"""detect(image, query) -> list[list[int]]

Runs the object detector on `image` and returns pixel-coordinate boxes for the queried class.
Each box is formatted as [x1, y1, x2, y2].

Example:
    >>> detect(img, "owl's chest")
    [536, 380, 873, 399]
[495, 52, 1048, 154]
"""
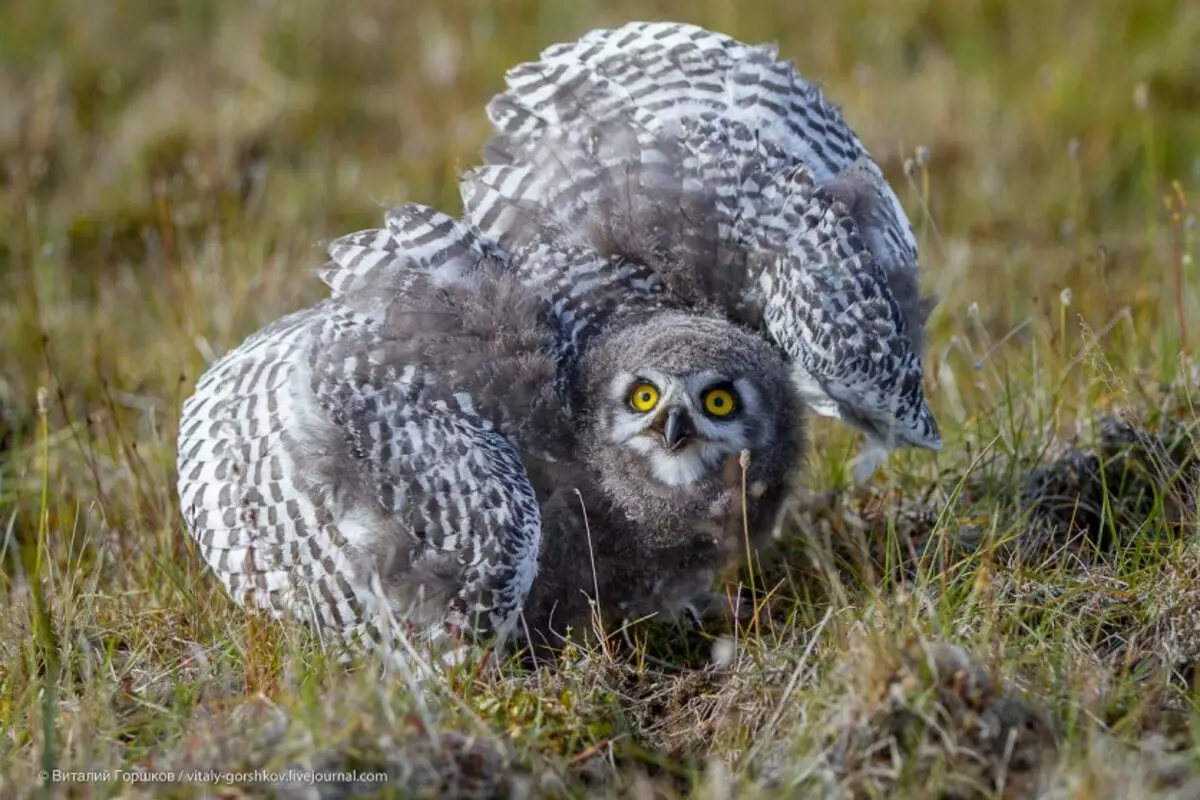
[520, 480, 776, 643]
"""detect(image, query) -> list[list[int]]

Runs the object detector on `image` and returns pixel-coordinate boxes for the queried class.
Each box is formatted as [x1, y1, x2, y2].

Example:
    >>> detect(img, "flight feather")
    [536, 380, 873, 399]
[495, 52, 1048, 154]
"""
[477, 20, 940, 469]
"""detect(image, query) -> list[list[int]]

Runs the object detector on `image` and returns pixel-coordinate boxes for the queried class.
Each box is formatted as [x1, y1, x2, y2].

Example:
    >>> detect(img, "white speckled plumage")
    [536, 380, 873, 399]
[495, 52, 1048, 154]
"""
[476, 20, 940, 476]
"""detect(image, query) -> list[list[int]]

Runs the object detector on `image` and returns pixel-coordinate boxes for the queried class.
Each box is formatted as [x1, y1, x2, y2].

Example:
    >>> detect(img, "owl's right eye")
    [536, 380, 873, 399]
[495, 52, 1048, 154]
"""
[629, 382, 660, 412]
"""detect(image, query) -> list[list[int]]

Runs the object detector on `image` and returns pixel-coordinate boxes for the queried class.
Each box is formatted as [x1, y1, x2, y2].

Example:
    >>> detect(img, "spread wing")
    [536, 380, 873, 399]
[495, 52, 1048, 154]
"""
[177, 204, 563, 663]
[484, 20, 864, 180]
[474, 20, 939, 459]
[484, 20, 923, 296]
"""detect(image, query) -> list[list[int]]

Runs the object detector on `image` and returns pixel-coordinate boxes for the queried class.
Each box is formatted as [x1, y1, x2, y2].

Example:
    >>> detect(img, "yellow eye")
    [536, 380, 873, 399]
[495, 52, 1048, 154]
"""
[703, 387, 737, 417]
[629, 382, 660, 412]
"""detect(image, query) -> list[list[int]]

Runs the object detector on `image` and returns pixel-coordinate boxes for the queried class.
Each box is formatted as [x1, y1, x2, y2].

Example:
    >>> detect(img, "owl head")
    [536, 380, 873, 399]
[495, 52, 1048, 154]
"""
[579, 311, 802, 546]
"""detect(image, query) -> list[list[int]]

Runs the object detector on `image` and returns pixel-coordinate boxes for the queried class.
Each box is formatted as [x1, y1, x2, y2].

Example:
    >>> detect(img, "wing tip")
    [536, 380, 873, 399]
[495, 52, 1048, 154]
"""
[900, 402, 942, 452]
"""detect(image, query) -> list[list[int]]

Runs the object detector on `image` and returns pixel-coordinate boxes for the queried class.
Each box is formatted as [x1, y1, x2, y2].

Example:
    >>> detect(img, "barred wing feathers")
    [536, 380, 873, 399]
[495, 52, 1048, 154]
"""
[465, 101, 940, 458]
[475, 21, 940, 462]
[319, 204, 504, 296]
[483, 20, 921, 285]
[177, 204, 555, 663]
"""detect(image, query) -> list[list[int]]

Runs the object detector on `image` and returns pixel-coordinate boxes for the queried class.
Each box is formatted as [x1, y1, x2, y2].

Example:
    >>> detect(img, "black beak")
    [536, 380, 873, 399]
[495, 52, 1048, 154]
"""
[660, 406, 693, 452]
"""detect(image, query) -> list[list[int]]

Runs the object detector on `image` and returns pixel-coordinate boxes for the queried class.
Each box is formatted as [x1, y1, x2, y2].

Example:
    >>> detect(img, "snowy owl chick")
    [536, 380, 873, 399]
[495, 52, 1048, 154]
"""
[476, 20, 941, 483]
[176, 204, 803, 665]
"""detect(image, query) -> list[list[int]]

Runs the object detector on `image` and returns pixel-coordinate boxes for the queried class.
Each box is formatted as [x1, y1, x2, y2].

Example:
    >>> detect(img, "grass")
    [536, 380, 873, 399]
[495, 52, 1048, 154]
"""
[1, 0, 1199, 797]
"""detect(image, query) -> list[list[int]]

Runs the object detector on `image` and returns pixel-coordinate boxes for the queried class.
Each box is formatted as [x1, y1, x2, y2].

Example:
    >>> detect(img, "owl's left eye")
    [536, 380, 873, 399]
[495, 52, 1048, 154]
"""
[702, 386, 737, 417]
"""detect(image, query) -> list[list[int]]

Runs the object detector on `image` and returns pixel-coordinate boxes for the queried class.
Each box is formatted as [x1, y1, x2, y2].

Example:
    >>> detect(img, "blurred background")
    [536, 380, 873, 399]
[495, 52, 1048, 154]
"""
[0, 0, 1197, 522]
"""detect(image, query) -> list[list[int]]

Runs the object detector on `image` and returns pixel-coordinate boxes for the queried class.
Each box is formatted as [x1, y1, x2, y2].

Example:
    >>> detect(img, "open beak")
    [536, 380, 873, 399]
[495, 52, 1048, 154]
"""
[659, 406, 694, 452]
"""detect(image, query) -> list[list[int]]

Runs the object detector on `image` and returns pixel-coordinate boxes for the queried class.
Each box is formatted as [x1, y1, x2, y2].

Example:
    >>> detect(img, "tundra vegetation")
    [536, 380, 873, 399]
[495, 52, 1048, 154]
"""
[1, 1, 1198, 797]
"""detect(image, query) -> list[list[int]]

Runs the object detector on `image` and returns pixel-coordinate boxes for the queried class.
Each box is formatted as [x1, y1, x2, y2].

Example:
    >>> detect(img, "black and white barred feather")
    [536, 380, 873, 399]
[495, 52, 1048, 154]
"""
[177, 205, 558, 666]
[483, 20, 919, 280]
[474, 20, 939, 476]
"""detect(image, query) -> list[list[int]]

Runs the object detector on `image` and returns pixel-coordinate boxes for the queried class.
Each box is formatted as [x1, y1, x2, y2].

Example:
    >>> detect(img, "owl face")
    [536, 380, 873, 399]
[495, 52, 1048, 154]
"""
[583, 312, 795, 492]
[602, 368, 771, 486]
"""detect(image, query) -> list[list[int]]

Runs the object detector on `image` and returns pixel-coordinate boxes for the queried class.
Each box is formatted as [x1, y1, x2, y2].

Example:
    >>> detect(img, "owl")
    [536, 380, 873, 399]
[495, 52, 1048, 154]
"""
[472, 20, 941, 482]
[176, 201, 804, 665]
